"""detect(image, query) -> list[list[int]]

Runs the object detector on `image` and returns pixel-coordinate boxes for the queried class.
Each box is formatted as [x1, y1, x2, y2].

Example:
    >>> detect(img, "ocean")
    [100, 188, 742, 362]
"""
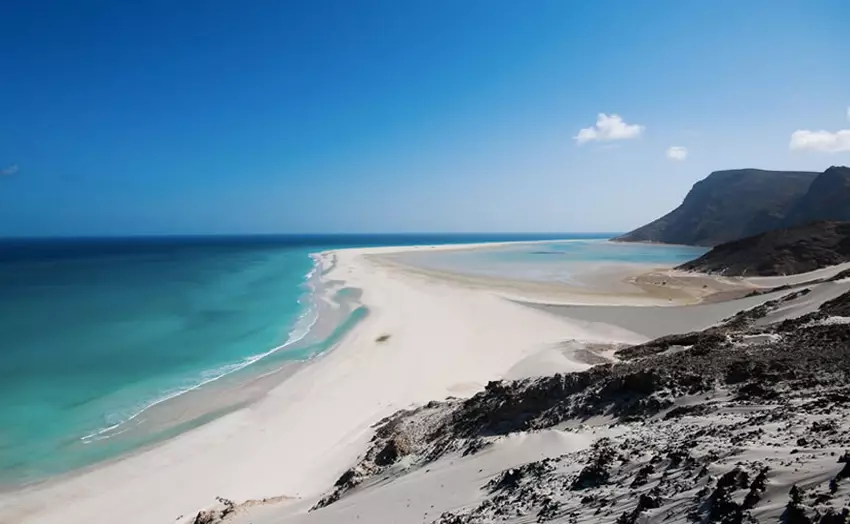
[0, 233, 608, 487]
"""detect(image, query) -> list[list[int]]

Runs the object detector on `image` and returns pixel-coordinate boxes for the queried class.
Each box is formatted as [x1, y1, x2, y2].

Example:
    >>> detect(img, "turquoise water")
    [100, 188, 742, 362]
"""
[0, 233, 598, 486]
[0, 238, 326, 484]
[0, 234, 704, 486]
[397, 239, 709, 285]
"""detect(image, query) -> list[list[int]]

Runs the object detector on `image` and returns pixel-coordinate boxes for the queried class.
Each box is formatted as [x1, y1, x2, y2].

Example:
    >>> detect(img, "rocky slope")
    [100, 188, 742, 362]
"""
[311, 288, 850, 524]
[783, 167, 850, 228]
[617, 166, 850, 247]
[676, 221, 850, 276]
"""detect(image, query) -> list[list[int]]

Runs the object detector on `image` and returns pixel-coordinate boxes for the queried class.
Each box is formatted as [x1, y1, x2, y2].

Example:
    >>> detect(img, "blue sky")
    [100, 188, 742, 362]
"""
[1, 1, 848, 236]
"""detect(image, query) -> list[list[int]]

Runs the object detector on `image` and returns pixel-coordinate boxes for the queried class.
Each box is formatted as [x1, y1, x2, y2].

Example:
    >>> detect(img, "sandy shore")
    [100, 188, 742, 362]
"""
[5, 241, 839, 524]
[0, 242, 655, 524]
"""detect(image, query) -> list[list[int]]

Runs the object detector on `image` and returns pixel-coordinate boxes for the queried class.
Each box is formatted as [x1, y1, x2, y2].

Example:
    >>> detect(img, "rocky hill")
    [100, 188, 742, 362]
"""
[783, 166, 850, 227]
[308, 287, 850, 524]
[617, 166, 850, 246]
[677, 221, 850, 276]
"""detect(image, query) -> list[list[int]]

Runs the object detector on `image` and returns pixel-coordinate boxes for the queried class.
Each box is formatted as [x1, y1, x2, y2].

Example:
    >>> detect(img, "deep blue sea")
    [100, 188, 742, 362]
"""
[0, 233, 610, 486]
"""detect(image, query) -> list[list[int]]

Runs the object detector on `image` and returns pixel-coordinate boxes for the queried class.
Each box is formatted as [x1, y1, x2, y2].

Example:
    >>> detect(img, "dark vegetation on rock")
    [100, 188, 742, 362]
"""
[617, 166, 850, 247]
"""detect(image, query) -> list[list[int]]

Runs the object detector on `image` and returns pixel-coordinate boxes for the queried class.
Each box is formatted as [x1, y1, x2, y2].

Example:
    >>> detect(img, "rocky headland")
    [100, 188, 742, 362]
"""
[617, 166, 850, 247]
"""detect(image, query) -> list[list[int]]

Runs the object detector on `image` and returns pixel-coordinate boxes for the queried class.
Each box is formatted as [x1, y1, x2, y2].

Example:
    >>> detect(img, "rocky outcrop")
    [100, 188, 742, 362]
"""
[676, 221, 850, 276]
[617, 166, 850, 247]
[315, 290, 850, 523]
[191, 498, 235, 524]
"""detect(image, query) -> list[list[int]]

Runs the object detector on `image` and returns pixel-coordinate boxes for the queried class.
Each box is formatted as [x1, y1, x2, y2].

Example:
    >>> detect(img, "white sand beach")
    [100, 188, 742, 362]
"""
[0, 242, 647, 524]
[3, 243, 847, 524]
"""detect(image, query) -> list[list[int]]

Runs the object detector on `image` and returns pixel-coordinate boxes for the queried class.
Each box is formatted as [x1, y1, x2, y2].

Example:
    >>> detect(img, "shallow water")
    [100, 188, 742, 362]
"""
[396, 239, 708, 286]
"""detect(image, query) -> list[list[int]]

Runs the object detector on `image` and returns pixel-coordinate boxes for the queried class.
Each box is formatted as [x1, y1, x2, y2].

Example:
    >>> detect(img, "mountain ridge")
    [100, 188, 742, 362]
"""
[617, 166, 849, 246]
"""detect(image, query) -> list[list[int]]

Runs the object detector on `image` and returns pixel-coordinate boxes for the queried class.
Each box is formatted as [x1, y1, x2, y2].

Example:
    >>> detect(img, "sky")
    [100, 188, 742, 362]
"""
[0, 0, 848, 236]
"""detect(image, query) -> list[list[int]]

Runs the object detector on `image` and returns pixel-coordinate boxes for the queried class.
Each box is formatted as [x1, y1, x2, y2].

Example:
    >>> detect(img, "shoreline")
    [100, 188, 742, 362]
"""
[0, 237, 589, 491]
[0, 251, 365, 493]
[0, 239, 660, 523]
[0, 238, 790, 524]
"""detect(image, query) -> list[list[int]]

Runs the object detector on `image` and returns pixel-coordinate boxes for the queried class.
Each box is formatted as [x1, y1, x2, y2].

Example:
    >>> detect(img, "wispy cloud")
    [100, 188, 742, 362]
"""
[789, 107, 850, 153]
[666, 146, 688, 161]
[574, 113, 644, 145]
[0, 165, 19, 176]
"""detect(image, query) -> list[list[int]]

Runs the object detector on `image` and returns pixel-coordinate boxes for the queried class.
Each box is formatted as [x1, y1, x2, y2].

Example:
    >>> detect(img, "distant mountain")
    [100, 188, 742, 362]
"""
[676, 221, 850, 276]
[781, 166, 850, 227]
[616, 166, 850, 246]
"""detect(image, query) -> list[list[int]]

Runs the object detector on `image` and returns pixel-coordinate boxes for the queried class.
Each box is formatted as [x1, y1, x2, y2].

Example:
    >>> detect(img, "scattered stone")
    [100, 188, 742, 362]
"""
[305, 283, 850, 524]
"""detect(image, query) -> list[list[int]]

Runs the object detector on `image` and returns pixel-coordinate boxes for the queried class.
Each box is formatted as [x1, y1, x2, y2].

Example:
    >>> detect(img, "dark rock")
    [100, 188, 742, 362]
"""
[488, 460, 554, 494]
[677, 221, 850, 276]
[617, 166, 850, 248]
[784, 485, 813, 524]
[828, 269, 850, 282]
[536, 497, 560, 521]
[192, 511, 217, 524]
[191, 498, 235, 524]
[817, 508, 850, 524]
[616, 493, 662, 524]
[617, 331, 727, 361]
[838, 457, 850, 481]
[374, 436, 410, 466]
[616, 168, 819, 246]
[630, 464, 654, 487]
[736, 382, 779, 400]
[743, 468, 769, 509]
[716, 468, 750, 492]
[783, 166, 850, 227]
[821, 291, 850, 317]
[638, 493, 661, 510]
[572, 441, 616, 490]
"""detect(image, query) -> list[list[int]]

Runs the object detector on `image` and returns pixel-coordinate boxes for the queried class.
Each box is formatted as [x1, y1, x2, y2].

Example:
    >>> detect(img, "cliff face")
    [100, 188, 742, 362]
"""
[782, 166, 850, 227]
[676, 221, 850, 276]
[616, 169, 817, 246]
[617, 167, 850, 247]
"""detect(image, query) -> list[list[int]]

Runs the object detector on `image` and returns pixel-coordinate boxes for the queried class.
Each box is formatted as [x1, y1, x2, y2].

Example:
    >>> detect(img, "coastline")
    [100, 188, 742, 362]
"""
[0, 250, 363, 492]
[0, 238, 581, 491]
[0, 239, 763, 524]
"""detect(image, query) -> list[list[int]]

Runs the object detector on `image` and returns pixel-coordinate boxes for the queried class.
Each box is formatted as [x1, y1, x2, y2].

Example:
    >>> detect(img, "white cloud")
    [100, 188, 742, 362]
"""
[789, 107, 850, 153]
[574, 113, 644, 145]
[789, 129, 850, 153]
[666, 146, 688, 161]
[0, 165, 19, 176]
